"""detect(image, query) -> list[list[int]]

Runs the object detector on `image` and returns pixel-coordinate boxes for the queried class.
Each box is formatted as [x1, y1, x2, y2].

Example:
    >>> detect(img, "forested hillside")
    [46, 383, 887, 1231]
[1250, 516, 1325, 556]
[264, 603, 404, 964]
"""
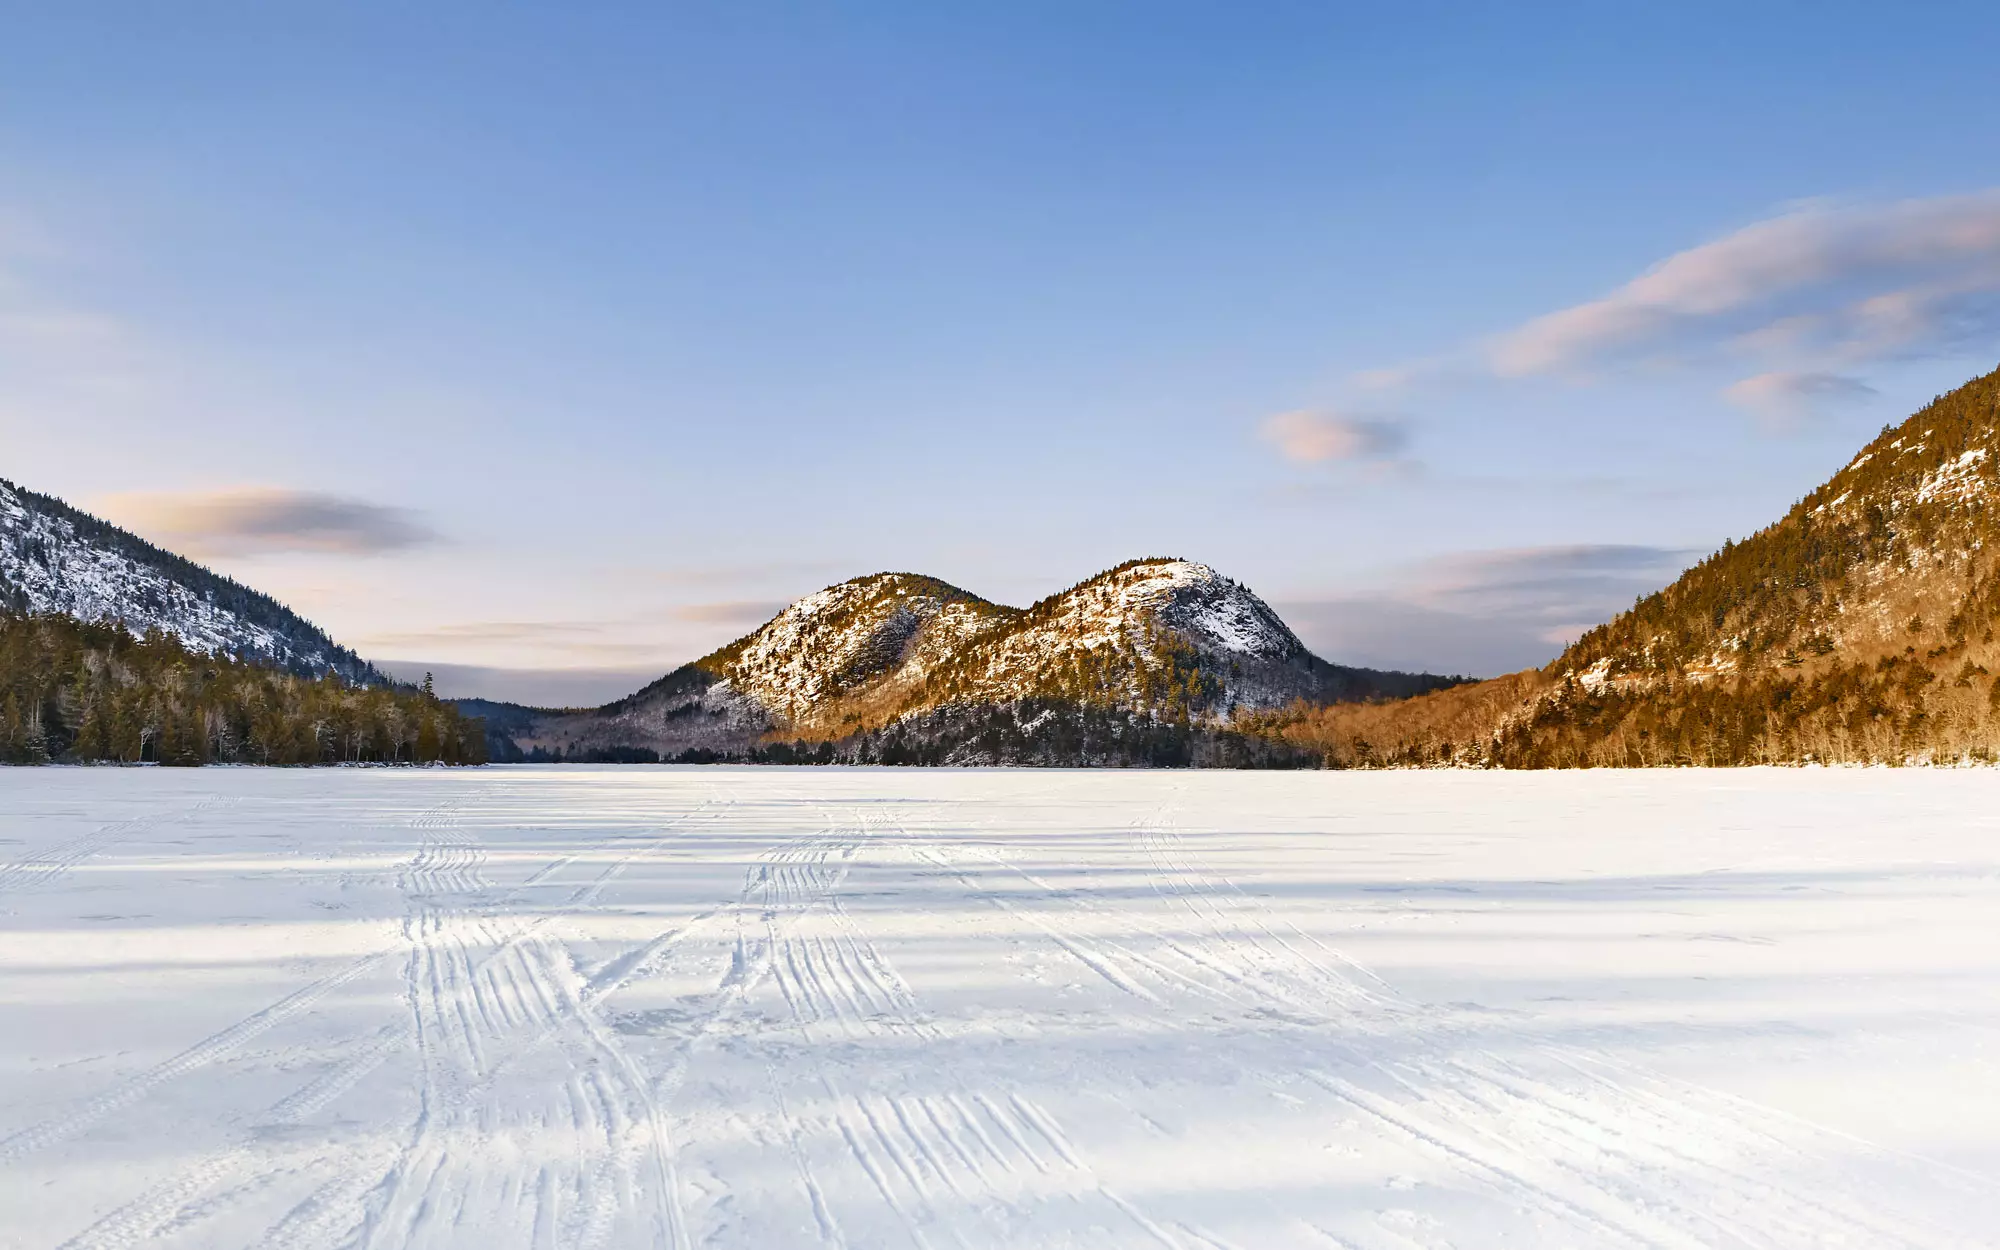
[1, 476, 382, 683]
[0, 612, 485, 765]
[1269, 364, 2000, 767]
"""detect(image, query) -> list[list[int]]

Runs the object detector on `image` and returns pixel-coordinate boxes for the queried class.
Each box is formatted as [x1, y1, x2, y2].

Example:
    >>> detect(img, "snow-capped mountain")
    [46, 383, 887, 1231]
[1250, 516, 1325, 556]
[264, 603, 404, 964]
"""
[710, 573, 1016, 724]
[511, 558, 1458, 762]
[913, 559, 1356, 713]
[1, 475, 380, 683]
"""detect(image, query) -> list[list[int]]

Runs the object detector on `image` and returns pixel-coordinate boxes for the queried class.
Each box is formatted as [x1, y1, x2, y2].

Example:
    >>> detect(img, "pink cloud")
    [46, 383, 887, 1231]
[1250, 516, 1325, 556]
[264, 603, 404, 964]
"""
[1259, 409, 1409, 463]
[1487, 192, 2000, 376]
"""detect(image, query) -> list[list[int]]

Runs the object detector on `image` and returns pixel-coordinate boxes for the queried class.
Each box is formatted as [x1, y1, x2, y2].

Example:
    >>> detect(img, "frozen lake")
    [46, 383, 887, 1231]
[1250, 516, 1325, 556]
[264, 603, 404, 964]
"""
[2, 766, 1996, 1249]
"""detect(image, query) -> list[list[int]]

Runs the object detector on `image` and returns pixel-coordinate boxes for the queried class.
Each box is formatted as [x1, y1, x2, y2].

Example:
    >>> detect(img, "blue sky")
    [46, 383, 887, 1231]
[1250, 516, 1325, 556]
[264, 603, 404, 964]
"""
[5, 3, 2000, 703]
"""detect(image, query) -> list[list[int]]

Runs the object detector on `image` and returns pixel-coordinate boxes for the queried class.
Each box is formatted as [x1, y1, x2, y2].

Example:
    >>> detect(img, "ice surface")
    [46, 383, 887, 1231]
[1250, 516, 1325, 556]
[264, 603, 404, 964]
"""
[2, 766, 1996, 1249]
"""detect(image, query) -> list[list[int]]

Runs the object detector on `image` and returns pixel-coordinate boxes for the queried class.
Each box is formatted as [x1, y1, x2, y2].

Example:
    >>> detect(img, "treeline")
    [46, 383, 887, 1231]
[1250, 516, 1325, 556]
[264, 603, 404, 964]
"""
[743, 700, 1314, 768]
[528, 699, 1317, 768]
[1243, 671, 1552, 768]
[1259, 636, 2000, 769]
[824, 699, 1313, 767]
[1478, 655, 2000, 768]
[0, 612, 485, 766]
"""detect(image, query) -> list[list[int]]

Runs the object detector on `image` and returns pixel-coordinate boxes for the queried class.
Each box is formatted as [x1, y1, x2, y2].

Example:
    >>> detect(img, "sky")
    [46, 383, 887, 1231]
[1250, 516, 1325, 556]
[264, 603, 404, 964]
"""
[5, 3, 2000, 704]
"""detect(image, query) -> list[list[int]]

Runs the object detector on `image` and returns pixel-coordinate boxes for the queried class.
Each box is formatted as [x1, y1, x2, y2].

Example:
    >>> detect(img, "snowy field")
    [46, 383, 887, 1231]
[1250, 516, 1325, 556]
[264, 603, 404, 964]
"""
[2, 767, 1997, 1250]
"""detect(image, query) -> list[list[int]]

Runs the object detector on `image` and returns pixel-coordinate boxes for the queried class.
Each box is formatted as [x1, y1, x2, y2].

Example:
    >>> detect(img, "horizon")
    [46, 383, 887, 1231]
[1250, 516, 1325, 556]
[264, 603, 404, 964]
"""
[7, 6, 2000, 703]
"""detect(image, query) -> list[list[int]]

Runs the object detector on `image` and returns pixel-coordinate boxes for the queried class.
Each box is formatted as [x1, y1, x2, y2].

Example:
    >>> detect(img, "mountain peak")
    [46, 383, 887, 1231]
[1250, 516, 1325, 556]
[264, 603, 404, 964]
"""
[515, 557, 1457, 762]
[702, 572, 1015, 725]
[1004, 556, 1306, 669]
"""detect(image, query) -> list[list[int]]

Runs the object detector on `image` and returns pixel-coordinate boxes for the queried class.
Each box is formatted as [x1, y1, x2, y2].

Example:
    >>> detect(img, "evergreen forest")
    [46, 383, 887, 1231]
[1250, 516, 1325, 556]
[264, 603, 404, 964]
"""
[0, 612, 486, 766]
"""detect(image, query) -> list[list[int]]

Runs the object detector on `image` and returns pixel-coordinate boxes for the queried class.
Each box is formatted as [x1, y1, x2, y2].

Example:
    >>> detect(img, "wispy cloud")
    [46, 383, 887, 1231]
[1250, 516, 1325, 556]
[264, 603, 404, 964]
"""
[360, 622, 617, 646]
[1259, 409, 1410, 464]
[0, 211, 163, 406]
[355, 606, 785, 666]
[1486, 193, 2000, 377]
[352, 620, 667, 662]
[671, 600, 787, 626]
[1404, 544, 1698, 632]
[371, 660, 664, 708]
[1724, 370, 1878, 429]
[1278, 543, 1701, 676]
[101, 488, 438, 557]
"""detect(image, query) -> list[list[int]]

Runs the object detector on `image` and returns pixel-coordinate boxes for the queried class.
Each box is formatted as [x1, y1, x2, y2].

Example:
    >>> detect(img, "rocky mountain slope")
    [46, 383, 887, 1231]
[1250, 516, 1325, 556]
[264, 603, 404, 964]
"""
[1276, 362, 2000, 766]
[1, 475, 381, 683]
[505, 559, 1460, 763]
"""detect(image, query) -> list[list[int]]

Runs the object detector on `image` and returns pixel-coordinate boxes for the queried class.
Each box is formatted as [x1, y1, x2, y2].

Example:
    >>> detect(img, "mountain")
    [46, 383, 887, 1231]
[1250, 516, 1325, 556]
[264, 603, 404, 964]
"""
[496, 559, 1462, 764]
[1, 476, 381, 684]
[1272, 362, 2000, 767]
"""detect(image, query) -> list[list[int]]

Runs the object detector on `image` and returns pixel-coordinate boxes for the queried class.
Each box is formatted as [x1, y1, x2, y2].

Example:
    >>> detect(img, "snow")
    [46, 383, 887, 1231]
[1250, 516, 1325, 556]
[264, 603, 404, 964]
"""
[1174, 585, 1295, 659]
[1133, 562, 1298, 660]
[0, 481, 349, 677]
[724, 576, 1009, 723]
[1912, 448, 1991, 506]
[658, 562, 1311, 740]
[1575, 656, 1615, 691]
[967, 561, 1300, 701]
[2, 766, 1996, 1249]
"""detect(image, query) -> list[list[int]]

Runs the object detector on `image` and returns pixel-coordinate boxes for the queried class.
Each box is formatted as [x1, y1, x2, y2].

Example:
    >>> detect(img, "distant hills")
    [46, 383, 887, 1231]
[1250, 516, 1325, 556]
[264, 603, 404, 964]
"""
[0, 482, 1461, 766]
[1277, 363, 2000, 766]
[16, 363, 2000, 768]
[491, 560, 1461, 765]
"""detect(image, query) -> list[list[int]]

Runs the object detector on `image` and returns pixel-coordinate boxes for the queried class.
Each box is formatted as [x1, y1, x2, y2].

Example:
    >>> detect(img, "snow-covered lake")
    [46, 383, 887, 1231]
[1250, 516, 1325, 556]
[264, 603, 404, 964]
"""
[2, 766, 1996, 1249]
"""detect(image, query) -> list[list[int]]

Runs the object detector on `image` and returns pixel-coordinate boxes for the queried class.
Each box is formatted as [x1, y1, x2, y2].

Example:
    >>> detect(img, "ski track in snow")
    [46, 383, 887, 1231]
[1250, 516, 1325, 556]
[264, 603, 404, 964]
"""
[0, 796, 235, 899]
[1117, 795, 1990, 1249]
[1, 767, 1996, 1250]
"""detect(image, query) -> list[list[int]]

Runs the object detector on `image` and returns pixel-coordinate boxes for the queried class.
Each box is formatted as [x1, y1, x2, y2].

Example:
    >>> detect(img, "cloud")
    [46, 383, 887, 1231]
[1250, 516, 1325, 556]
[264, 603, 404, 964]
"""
[0, 219, 162, 405]
[1724, 370, 1879, 427]
[1259, 409, 1410, 463]
[646, 560, 849, 589]
[371, 660, 662, 709]
[1486, 192, 2000, 377]
[671, 600, 787, 626]
[1408, 544, 1698, 624]
[353, 620, 669, 662]
[354, 605, 784, 673]
[1277, 544, 1700, 677]
[1349, 365, 1422, 392]
[101, 488, 438, 556]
